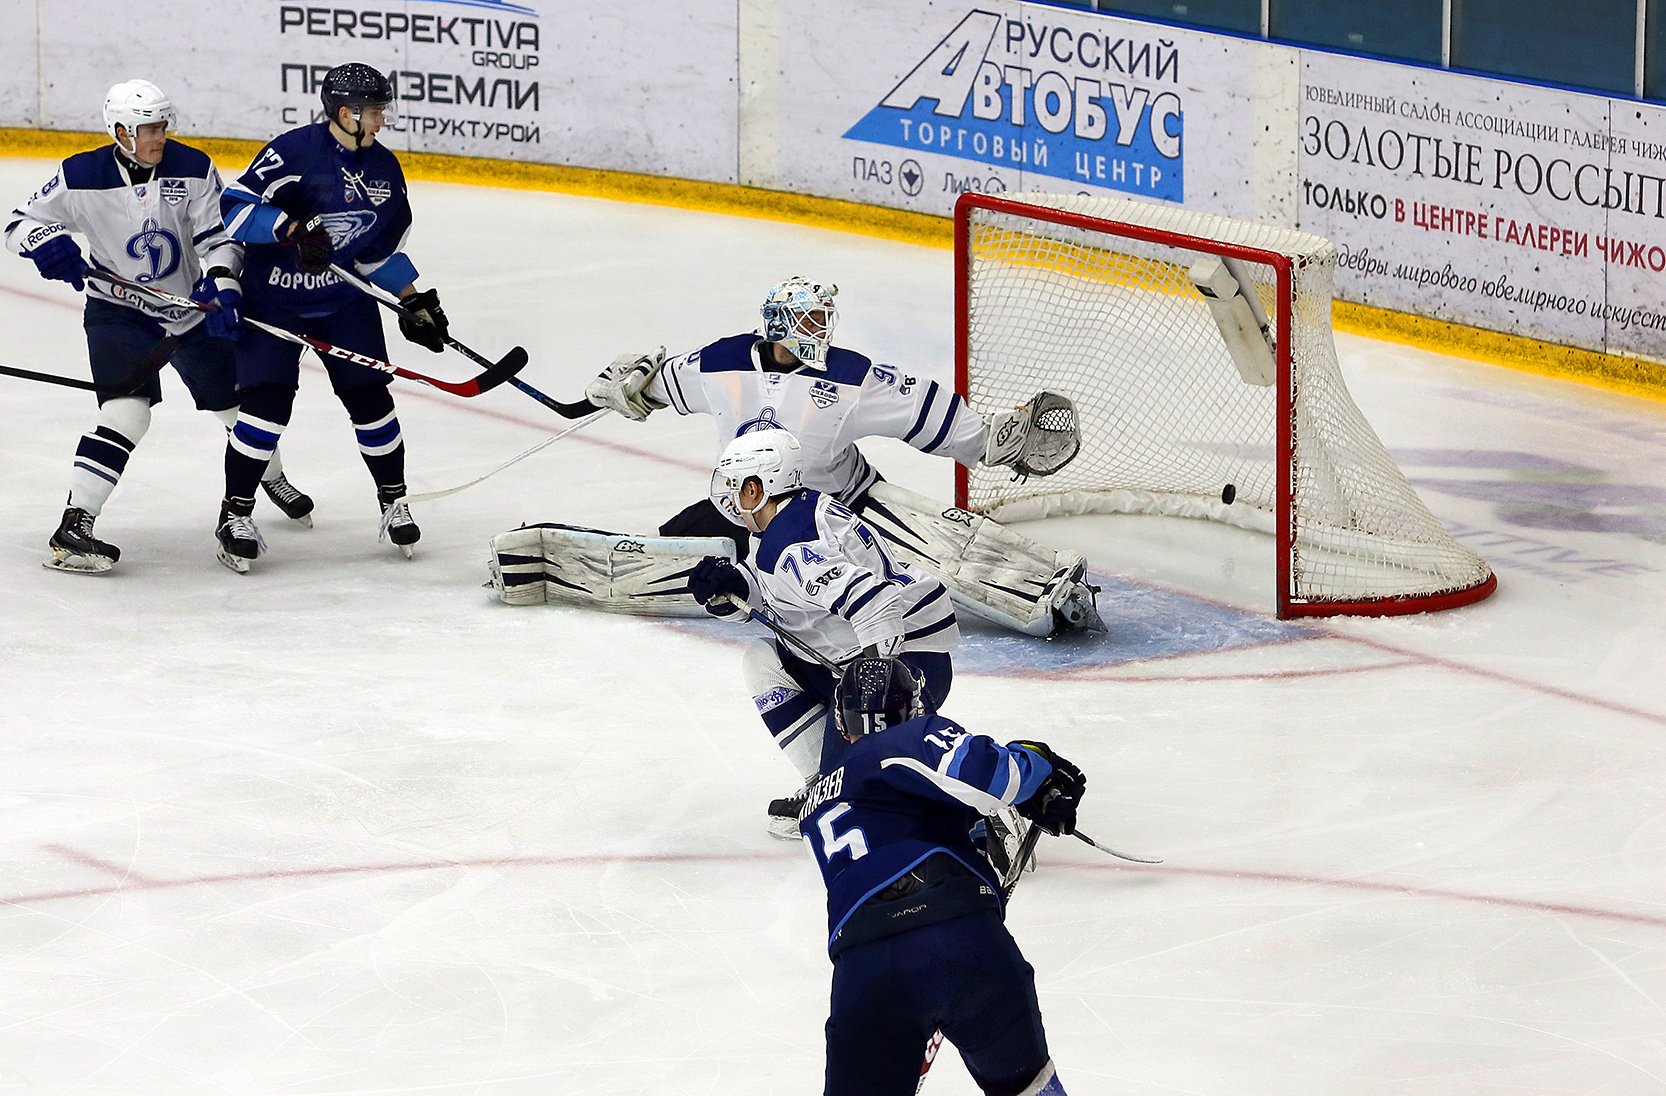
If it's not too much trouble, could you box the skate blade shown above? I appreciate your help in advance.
[44,549,113,574]
[398,543,415,560]
[215,548,251,574]
[766,815,802,841]
[294,513,314,529]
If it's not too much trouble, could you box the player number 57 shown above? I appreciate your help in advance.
[817,803,869,862]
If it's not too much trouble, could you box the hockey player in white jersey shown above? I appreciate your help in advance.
[4,80,310,573]
[685,430,959,837]
[500,276,1100,636]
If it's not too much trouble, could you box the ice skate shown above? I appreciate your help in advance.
[377,483,419,559]
[767,782,810,841]
[1049,558,1105,634]
[261,472,314,528]
[983,809,1036,882]
[45,507,119,574]
[215,499,266,574]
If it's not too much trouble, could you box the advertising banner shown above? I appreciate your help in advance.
[1298,52,1666,359]
[771,1,1269,220]
[23,0,738,183]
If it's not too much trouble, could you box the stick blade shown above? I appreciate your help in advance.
[467,346,529,395]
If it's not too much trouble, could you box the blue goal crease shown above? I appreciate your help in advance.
[669,570,1307,675]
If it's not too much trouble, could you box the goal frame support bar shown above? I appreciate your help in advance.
[953,192,1496,620]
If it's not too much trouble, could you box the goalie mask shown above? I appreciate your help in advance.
[759,277,838,370]
[710,429,804,532]
[103,80,176,160]
[835,657,925,738]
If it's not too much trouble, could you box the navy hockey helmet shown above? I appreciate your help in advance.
[834,657,925,738]
[321,63,394,127]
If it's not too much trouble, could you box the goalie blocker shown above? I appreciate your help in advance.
[489,523,734,615]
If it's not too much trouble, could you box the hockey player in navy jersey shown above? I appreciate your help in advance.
[214,63,447,572]
[5,79,312,573]
[575,276,1102,636]
[688,429,959,835]
[802,656,1082,1096]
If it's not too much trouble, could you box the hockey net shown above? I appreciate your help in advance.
[955,193,1495,618]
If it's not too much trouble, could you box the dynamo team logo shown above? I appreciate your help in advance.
[843,10,1184,201]
[126,218,181,282]
[315,210,380,250]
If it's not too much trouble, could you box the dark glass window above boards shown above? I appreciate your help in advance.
[1453,0,1637,96]
[1270,0,1444,65]
[1096,0,1263,37]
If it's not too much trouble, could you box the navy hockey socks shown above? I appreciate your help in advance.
[339,384,406,491]
[225,385,294,504]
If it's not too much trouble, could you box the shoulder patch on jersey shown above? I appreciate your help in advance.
[156,141,213,179]
[755,491,823,574]
[820,347,874,387]
[699,333,766,374]
[62,148,125,191]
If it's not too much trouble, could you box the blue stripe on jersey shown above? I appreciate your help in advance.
[903,614,957,642]
[155,141,213,179]
[62,147,127,191]
[903,585,948,617]
[696,333,766,373]
[663,351,692,413]
[921,393,962,454]
[365,253,417,293]
[818,347,874,387]
[830,573,876,616]
[191,226,221,245]
[843,582,885,620]
[903,381,940,444]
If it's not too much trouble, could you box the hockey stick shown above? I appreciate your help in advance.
[85,270,524,397]
[2,331,181,396]
[242,317,522,397]
[404,409,607,504]
[730,603,843,672]
[328,263,595,419]
[1072,829,1162,864]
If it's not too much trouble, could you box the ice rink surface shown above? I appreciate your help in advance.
[2,157,1665,1094]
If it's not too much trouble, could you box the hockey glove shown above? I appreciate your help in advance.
[1013,740,1086,836]
[27,231,89,291]
[285,214,335,275]
[585,348,668,421]
[398,287,450,353]
[689,555,749,616]
[191,269,242,340]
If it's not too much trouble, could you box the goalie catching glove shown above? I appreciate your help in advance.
[983,391,1081,479]
[1013,740,1085,836]
[398,288,450,353]
[586,347,668,421]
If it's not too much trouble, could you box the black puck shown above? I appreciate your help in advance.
[1221,483,1236,504]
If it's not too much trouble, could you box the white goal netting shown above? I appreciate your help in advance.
[958,193,1493,617]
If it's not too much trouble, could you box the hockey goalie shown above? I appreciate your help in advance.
[488,277,1103,637]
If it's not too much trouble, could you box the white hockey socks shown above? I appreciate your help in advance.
[742,639,826,781]
[68,397,151,515]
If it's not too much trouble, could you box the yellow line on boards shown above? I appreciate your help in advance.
[5,127,1661,404]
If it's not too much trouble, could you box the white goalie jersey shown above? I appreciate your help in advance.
[646,333,986,503]
[4,141,241,333]
[731,490,959,665]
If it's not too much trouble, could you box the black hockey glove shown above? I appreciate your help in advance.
[689,556,749,616]
[398,287,450,353]
[285,214,335,275]
[1013,740,1086,837]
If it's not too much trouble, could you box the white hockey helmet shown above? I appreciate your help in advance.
[103,80,176,156]
[759,277,838,370]
[710,429,805,531]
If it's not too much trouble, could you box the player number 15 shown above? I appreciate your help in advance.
[817,803,869,862]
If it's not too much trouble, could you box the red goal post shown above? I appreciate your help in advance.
[953,192,1496,619]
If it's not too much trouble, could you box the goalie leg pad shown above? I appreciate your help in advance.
[859,482,1104,637]
[488,523,735,616]
[742,639,827,782]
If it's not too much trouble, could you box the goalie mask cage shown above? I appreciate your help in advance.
[954,192,1496,619]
